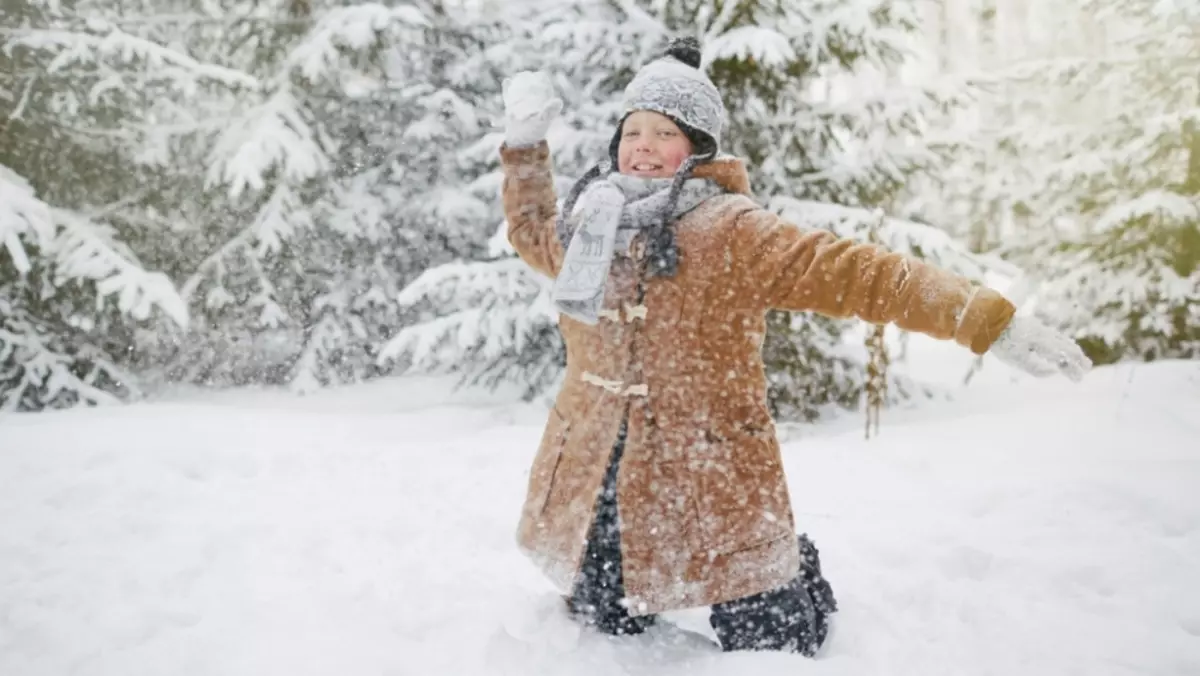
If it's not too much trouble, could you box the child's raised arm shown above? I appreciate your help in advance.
[499,72,564,279]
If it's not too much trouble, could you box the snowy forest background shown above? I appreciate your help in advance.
[1,0,1197,418]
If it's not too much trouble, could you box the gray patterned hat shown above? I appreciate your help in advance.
[609,37,727,160]
[618,37,726,155]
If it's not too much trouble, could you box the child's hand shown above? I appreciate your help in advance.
[502,71,563,148]
[989,315,1093,382]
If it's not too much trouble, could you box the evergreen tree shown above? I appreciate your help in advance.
[1023,0,1199,364]
[146,0,464,392]
[925,0,1199,365]
[1,0,188,411]
[5,0,499,403]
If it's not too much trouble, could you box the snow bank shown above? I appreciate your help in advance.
[1,361,1197,675]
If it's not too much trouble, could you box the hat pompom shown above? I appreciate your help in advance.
[664,36,702,69]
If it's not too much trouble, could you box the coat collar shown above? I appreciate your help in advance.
[692,156,753,197]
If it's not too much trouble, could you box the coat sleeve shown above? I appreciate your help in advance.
[730,205,1016,354]
[499,141,564,279]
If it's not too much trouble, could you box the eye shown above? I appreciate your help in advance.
[623,129,639,138]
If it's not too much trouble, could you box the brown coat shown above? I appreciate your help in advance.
[500,141,1015,616]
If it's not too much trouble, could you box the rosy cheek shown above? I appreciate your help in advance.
[664,143,690,170]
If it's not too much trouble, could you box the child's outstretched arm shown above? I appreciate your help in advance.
[728,206,1091,380]
[499,71,564,279]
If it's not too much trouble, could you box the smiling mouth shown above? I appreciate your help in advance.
[633,163,663,172]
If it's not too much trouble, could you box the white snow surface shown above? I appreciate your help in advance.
[2,358,1200,676]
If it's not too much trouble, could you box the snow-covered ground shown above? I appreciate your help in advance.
[2,355,1199,676]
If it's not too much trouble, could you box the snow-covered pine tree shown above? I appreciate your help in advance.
[1,0,188,411]
[288,0,504,393]
[141,0,448,392]
[37,0,493,393]
[926,0,1199,365]
[1021,0,1199,364]
[384,0,1011,420]
[6,0,511,400]
[215,0,500,393]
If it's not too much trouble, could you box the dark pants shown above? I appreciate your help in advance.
[566,418,838,655]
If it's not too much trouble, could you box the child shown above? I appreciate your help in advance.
[497,37,1091,655]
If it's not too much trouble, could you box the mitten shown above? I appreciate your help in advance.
[501,70,563,148]
[989,315,1093,382]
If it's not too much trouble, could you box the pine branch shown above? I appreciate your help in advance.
[0,75,37,133]
[4,24,260,90]
[52,209,189,328]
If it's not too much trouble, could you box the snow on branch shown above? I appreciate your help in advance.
[395,257,542,313]
[177,191,299,311]
[251,182,313,257]
[285,3,430,86]
[6,21,259,90]
[379,257,555,369]
[0,319,127,412]
[51,210,188,328]
[705,26,796,68]
[0,164,56,273]
[177,191,298,319]
[377,296,556,374]
[1093,191,1200,234]
[206,86,329,198]
[1,163,187,329]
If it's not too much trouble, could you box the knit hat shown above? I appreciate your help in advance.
[607,36,727,163]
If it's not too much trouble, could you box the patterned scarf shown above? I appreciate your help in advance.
[552,171,724,325]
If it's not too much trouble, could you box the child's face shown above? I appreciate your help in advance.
[617,111,694,178]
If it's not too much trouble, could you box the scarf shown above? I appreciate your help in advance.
[551,169,724,325]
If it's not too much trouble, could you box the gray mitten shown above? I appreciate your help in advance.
[501,71,563,148]
[989,315,1093,382]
